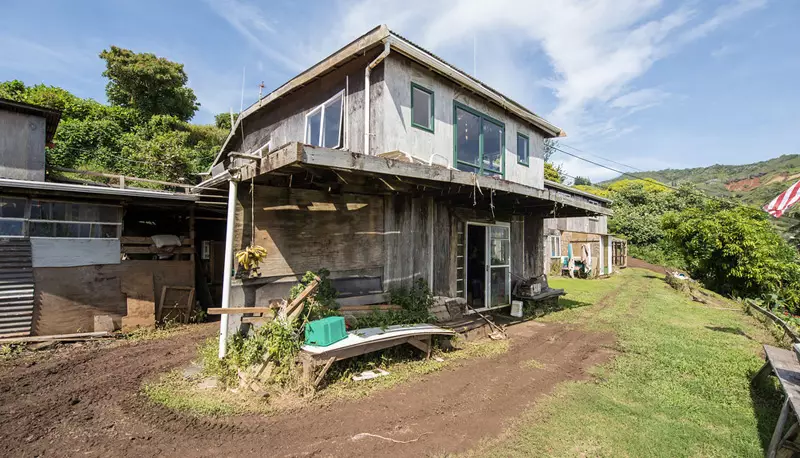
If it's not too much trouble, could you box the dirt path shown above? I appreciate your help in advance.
[627,257,668,275]
[0,308,618,457]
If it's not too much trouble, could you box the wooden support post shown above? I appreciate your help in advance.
[769,398,792,458]
[313,357,336,388]
[752,361,773,386]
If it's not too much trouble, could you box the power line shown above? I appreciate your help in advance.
[558,142,646,173]
[548,143,748,209]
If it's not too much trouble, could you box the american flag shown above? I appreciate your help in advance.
[764,180,800,218]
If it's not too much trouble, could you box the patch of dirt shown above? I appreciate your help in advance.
[725,175,762,192]
[0,319,615,457]
[627,257,669,275]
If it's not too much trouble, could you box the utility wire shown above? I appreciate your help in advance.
[559,142,646,173]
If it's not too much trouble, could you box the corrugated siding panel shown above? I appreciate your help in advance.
[0,238,34,338]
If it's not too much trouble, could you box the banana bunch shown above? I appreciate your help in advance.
[235,245,268,271]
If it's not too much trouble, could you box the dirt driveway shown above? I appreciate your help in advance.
[0,319,615,457]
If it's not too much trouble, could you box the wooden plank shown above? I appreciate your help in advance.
[120,237,193,246]
[121,246,195,254]
[336,293,389,307]
[0,331,111,344]
[286,277,320,316]
[313,356,337,388]
[339,304,400,312]
[207,307,275,315]
[769,399,791,458]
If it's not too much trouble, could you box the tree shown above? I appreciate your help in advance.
[100,46,198,122]
[574,176,592,186]
[544,162,563,182]
[214,112,238,131]
[543,138,559,162]
[663,204,800,308]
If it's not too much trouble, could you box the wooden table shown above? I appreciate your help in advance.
[299,324,455,388]
[753,345,800,457]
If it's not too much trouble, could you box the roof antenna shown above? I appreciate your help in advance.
[239,66,246,114]
[258,81,265,100]
[473,34,477,77]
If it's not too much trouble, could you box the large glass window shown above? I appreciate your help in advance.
[411,83,434,132]
[454,103,505,177]
[305,90,344,149]
[517,133,529,166]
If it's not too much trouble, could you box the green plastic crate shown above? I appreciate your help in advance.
[305,316,347,347]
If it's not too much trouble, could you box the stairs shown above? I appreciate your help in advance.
[0,239,35,338]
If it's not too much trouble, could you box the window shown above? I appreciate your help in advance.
[305,90,344,149]
[453,102,505,177]
[29,200,121,238]
[411,83,434,132]
[517,133,529,166]
[548,235,562,258]
[0,197,27,236]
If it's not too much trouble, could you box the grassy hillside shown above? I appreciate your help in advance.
[601,154,800,227]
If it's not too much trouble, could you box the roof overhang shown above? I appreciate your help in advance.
[0,178,198,202]
[0,98,62,143]
[211,25,565,168]
[236,143,611,218]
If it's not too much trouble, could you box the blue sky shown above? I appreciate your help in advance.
[1,0,798,181]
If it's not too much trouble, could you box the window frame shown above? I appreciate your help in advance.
[410,82,435,133]
[452,101,506,178]
[0,196,29,238]
[517,132,530,167]
[0,196,123,239]
[548,234,562,258]
[304,89,345,149]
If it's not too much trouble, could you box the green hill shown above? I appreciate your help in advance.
[602,154,800,207]
[599,154,800,233]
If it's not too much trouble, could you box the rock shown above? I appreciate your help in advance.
[196,377,219,390]
[182,363,203,380]
[93,315,116,333]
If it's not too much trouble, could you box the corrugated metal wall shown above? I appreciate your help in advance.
[0,238,34,338]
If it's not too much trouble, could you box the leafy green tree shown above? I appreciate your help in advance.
[544,162,562,182]
[214,112,238,131]
[100,46,199,122]
[663,204,800,308]
[573,176,592,186]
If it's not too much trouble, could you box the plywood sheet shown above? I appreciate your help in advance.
[239,186,385,277]
[30,238,120,268]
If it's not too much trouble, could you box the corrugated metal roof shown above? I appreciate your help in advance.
[0,98,61,143]
[0,177,198,201]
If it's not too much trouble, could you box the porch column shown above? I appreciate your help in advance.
[219,179,238,358]
[607,235,613,275]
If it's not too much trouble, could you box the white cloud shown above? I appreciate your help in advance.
[205,0,766,144]
[202,0,308,72]
[610,88,671,113]
[0,35,101,87]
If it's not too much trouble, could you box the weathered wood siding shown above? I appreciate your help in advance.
[545,216,607,235]
[383,195,432,290]
[228,50,386,164]
[237,186,385,278]
[0,110,46,181]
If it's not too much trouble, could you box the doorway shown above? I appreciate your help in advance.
[465,222,511,311]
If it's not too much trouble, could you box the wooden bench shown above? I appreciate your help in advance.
[299,324,455,388]
[752,345,800,457]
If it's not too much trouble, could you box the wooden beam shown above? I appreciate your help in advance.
[207,307,275,315]
[336,293,390,307]
[0,331,111,344]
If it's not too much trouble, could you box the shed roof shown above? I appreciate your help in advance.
[0,98,61,143]
[211,25,565,168]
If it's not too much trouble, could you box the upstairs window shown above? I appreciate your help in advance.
[305,90,344,149]
[517,133,529,166]
[411,83,434,132]
[454,102,504,177]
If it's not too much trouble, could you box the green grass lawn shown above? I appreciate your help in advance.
[469,268,783,458]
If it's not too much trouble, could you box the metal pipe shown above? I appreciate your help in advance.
[218,178,238,358]
[364,41,391,156]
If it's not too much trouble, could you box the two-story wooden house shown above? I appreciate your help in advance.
[200,25,612,320]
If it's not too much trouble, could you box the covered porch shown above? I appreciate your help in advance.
[200,142,611,320]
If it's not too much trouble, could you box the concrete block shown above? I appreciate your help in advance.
[93,315,116,333]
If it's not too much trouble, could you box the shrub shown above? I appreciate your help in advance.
[352,278,435,329]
